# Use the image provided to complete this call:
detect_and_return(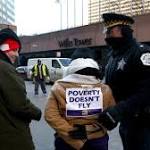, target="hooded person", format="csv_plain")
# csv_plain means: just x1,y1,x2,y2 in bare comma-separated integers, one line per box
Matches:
71,48,97,60
44,48,115,150
0,28,21,65
0,28,42,150
70,48,104,79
